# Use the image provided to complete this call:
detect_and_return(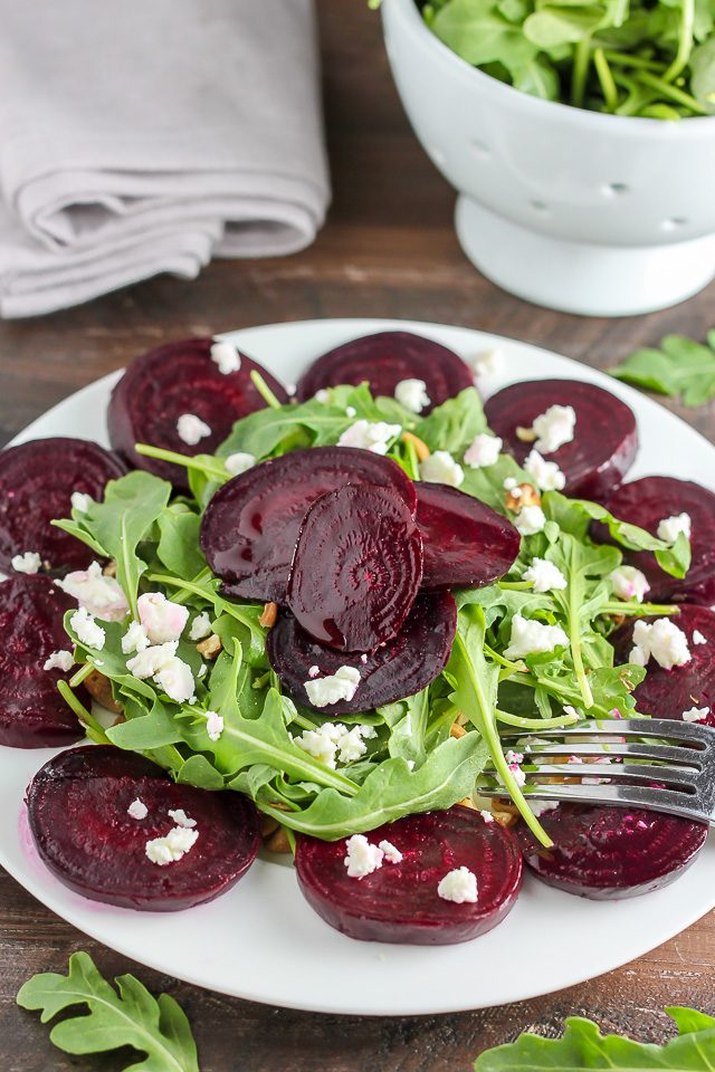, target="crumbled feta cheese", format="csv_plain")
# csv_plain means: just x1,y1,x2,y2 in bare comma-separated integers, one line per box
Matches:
563,705,580,719
683,706,710,722
693,630,708,646
360,653,368,664
336,723,377,764
514,505,546,536
138,592,189,644
508,763,526,787
224,451,256,477
657,512,691,544
522,557,567,593
523,449,566,492
337,419,401,456
70,607,106,650
609,566,650,603
205,710,224,741
197,662,207,679
629,618,691,670
504,614,569,659
378,840,403,864
344,834,384,878
530,800,559,817
314,389,330,404
121,620,150,655
127,798,148,820
304,666,361,708
154,657,196,704
287,383,297,397
503,477,518,490
419,450,464,488
582,755,614,785
394,378,431,414
346,405,357,418
176,413,211,446
57,561,129,622
168,808,197,829
70,491,93,514
293,720,374,768
480,810,495,823
308,664,320,678
530,404,576,454
472,349,503,378
210,339,242,374
43,649,74,672
11,551,41,574
189,612,213,641
126,642,177,680
145,826,199,866
437,866,478,904
505,749,524,765
464,433,503,469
